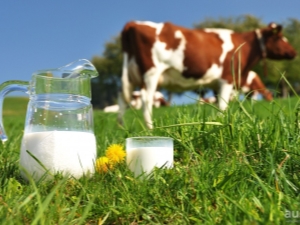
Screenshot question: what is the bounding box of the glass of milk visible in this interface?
[0,59,98,181]
[126,136,173,178]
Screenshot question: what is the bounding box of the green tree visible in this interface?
[281,19,300,83]
[91,36,123,108]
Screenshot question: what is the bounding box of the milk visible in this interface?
[20,131,96,181]
[126,147,173,177]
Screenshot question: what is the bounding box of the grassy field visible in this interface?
[1,96,300,224]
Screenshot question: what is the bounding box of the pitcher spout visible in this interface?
[60,59,98,79]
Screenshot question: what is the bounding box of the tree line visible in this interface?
[90,15,300,109]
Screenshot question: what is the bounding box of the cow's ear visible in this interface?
[268,22,282,34]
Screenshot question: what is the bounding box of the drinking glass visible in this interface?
[126,136,173,178]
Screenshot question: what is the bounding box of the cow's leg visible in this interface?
[218,80,234,110]
[141,69,160,129]
[117,92,127,126]
[140,88,153,129]
[117,80,134,126]
[118,52,134,126]
[230,89,239,101]
[251,91,260,100]
[121,53,133,103]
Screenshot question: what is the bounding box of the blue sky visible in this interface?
[1,1,299,104]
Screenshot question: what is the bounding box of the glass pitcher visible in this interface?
[0,59,98,181]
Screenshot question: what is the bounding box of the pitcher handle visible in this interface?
[0,80,29,142]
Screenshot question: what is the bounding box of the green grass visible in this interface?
[1,96,300,224]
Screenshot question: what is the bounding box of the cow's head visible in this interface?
[259,23,297,60]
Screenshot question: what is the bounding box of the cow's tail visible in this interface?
[121,52,132,104]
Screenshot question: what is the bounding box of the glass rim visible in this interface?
[126,136,173,140]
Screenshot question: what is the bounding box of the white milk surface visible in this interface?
[126,147,173,177]
[20,131,96,180]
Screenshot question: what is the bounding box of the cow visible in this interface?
[199,70,273,103]
[118,21,296,129]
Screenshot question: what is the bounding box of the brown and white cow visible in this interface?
[118,21,296,128]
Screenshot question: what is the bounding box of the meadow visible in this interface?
[1,95,300,224]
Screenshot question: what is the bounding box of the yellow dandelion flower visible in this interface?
[95,156,112,173]
[105,144,126,164]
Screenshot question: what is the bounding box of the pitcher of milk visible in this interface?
[0,59,98,181]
